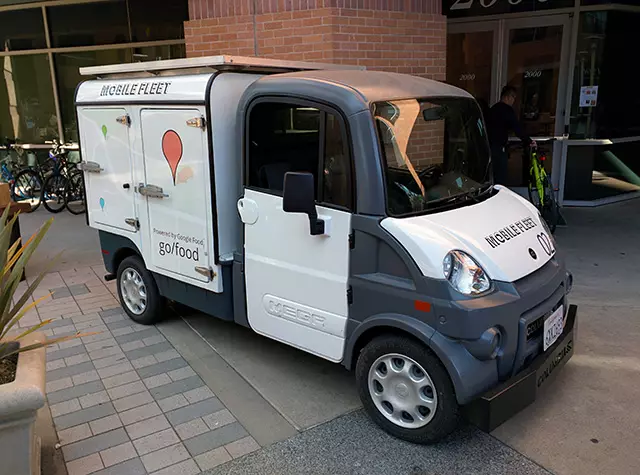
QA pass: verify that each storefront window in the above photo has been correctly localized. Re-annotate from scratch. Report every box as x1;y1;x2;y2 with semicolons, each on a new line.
0;55;58;143
47;0;130;48
129;0;188;42
570;11;640;139
447;31;494;116
132;44;186;63
54;49;132;142
564;141;640;201
0;8;46;51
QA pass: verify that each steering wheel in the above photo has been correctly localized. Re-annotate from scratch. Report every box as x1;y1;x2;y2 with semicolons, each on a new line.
418;164;443;181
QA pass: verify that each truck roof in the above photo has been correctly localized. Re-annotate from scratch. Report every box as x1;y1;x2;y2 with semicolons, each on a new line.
79;54;364;78
242;70;473;116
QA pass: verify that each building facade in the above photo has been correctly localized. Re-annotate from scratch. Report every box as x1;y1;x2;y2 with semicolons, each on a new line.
444;0;640;206
1;0;638;207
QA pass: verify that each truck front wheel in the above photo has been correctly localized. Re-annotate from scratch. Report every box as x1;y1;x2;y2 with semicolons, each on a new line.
355;335;461;444
117;256;164;325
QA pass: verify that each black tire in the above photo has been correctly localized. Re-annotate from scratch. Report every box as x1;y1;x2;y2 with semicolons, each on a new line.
116;256;164;325
355;335;461;444
42;174;67;213
64;170;86;215
12;169;43;212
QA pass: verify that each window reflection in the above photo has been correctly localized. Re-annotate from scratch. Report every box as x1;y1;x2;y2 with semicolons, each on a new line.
55;50;132;142
0;9;46;51
47;0;130;48
0;55;58;142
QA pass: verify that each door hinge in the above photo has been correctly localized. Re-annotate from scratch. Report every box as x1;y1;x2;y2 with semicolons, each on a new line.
348;233;355;250
116;114;131;127
124;218;140;230
347;286;353;305
186;116;206;129
194;266;216;281
137;183;168;198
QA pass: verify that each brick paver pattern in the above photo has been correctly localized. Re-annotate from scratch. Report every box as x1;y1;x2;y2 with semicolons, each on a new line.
17;266;259;475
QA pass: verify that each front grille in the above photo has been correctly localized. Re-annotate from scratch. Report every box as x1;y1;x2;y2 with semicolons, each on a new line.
526;297;564;342
526;316;544;341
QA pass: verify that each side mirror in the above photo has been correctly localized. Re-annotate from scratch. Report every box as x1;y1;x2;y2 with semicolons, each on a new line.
282;172;324;236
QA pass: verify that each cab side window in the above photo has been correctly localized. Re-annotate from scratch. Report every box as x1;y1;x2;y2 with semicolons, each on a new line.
247;101;352;210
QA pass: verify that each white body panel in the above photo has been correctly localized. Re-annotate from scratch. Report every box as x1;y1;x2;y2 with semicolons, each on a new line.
76;75;212;104
241;190;351;362
139;108;216;285
381;187;555;282
78;107;135;233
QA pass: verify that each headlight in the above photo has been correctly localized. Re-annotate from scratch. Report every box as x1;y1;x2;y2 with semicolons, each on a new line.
443;250;492;296
539;213;556;244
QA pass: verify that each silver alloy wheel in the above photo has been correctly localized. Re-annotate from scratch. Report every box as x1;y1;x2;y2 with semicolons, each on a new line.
368;353;438;429
120;268;147;315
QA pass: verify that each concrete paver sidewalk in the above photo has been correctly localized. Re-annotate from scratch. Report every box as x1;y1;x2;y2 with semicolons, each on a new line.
30;266;258;475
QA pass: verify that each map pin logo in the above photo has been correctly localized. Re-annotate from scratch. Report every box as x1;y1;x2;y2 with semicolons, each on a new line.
99;197;105;211
101;125;107;139
161;130;183;185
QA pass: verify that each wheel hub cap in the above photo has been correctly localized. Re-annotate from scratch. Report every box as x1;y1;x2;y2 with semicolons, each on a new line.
368;353;437;429
120;268;147;315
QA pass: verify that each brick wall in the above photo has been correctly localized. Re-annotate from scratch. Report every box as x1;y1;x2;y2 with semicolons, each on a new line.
184;0;446;166
184;0;445;80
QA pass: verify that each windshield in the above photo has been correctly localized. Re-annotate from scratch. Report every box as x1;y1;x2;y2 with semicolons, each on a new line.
374;97;491;216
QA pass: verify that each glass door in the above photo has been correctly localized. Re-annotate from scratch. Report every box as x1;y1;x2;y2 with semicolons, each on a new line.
447;21;499;119
501;15;572;194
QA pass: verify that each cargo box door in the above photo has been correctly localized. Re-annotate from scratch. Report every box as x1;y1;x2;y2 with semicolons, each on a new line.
79;108;135;232
140;108;216;285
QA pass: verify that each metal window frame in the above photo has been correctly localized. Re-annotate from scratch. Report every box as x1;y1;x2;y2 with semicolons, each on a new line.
0;0;186;143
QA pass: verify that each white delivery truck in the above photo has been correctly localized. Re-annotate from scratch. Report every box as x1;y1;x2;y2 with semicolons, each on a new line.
76;55;577;443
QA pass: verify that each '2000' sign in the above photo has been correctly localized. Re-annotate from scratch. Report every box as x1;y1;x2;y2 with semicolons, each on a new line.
450;0;550;10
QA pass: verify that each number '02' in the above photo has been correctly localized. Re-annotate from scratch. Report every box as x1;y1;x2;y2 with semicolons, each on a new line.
451;0;548;10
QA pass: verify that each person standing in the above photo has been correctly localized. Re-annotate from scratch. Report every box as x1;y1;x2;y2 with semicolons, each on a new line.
487;86;533;185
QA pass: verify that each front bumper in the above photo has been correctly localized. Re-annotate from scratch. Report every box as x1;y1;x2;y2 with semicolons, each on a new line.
463;304;577;432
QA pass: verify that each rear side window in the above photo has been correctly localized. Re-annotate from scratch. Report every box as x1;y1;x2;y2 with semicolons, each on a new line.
247;101;352;210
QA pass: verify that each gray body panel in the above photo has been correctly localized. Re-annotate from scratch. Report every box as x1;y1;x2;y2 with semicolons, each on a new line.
344;216;571;404
237;70;470;216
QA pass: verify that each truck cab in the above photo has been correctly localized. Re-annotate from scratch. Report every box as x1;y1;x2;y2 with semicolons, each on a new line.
76;56;577;444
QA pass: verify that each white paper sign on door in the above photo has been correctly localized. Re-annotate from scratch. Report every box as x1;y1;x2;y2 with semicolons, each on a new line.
579;86;599;107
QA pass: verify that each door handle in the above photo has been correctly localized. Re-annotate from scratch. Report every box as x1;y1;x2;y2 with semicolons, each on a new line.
124;218;139;230
137;183;168;198
77;161;103;173
194;266;216;281
237;198;259;225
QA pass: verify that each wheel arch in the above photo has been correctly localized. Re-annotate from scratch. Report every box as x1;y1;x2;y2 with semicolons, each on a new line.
344;314;497;405
99;231;143;275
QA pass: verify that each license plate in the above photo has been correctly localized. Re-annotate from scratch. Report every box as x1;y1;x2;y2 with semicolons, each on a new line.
543;306;564;351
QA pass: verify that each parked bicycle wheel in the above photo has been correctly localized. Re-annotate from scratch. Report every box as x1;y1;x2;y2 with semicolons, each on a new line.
528;176;558;234
42;174;68;213
64;170;86;215
541;181;559;234
11;169;43;212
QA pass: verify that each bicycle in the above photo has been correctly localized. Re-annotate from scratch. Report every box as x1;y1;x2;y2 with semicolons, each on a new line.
0;140;44;212
42;140;77;213
526;139;559;233
64;168;86;215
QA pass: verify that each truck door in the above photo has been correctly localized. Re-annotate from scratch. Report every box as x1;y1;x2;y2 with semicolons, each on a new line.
139;108;216;286
238;101;353;362
78;108;135;232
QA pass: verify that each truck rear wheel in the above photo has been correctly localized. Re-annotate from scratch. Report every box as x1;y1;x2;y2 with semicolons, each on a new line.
355;335;461;444
117;256;164;325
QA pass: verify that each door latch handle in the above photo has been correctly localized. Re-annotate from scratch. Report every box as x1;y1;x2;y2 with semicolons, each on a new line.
77;161;103;173
124;218;139;230
137;183;168;198
194;266;216;281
